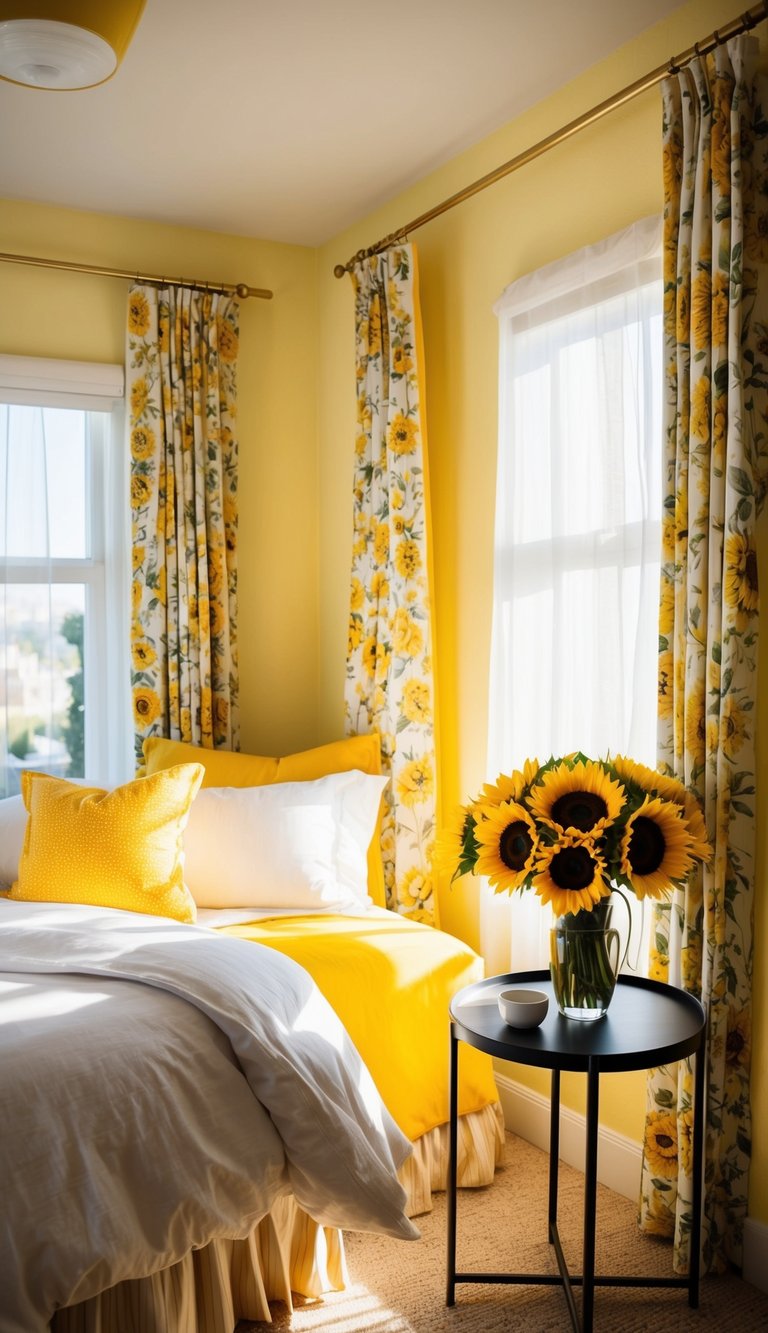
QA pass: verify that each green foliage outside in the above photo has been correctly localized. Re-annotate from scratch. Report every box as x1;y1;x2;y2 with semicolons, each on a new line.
8;729;30;761
61;611;84;776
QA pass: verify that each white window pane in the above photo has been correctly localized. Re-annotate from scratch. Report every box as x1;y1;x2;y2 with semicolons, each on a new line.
0;405;87;559
0;583;86;796
485;219;663;979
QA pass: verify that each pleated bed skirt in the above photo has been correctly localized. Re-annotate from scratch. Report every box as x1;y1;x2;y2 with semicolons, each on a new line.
53;1101;505;1332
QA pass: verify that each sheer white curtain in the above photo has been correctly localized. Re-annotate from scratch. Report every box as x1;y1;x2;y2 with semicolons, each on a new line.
482;216;663;977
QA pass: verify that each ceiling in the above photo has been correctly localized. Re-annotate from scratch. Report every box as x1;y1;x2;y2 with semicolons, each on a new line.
1;0;687;247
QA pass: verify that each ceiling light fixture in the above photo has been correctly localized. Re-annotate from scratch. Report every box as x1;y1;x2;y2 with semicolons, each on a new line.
0;1;146;90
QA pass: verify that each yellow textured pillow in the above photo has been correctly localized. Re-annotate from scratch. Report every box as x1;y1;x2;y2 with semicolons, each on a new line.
10;764;204;923
141;734;387;907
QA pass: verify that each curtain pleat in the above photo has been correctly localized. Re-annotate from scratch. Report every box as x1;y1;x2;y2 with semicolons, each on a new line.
344;246;438;922
127;285;240;763
639;36;768;1274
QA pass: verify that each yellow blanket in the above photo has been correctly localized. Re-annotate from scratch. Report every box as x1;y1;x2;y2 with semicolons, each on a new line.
218;912;499;1143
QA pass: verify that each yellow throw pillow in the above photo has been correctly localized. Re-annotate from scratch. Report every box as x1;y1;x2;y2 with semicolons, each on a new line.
141;734;387;907
10;764;204;923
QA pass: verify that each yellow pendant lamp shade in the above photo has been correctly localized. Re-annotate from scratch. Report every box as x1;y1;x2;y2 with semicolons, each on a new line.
0;1;146;89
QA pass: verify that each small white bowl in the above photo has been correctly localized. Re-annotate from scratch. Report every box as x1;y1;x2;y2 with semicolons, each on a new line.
497;988;549;1029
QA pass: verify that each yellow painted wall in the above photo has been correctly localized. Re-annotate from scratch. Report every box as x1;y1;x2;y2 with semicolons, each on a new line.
0;198;319;757
316;0;768;1224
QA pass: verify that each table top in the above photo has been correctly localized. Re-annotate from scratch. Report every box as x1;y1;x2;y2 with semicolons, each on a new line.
450;970;706;1074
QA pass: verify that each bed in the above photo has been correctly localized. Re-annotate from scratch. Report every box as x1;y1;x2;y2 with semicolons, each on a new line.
0;733;503;1332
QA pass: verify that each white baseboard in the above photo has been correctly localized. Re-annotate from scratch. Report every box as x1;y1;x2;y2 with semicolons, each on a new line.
494;1070;643;1202
743;1218;768;1295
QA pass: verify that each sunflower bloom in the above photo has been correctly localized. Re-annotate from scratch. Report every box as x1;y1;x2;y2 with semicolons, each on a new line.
130;377;149;418
388;412;418;456
132;685;162;729
391;607;423;657
401;678;431;724
532;834;609;916
128;292;150;336
130;429;154;466
684;683;707;764
528;759;625;835
395;538;421;579
612;755;687;805
131;474;152;508
724;1007;751;1096
689;374;710;442
659;577;675;636
362;636;378;677
721;694;749;761
725;532;759;616
644;1111;679;1180
620;796;696;898
473;801;538;893
217;320;239;362
373;522;390;565
682;794;711;860
392;344;414;376
481;758;539;808
397;757;434;808
131;640;157;670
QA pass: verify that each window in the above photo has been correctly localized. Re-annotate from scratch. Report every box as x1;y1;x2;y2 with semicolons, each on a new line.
483;217;663;975
0;356;132;797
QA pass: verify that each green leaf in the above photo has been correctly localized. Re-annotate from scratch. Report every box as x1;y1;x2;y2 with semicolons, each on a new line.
713;361;730;393
728;465;753;497
654;1088;675;1107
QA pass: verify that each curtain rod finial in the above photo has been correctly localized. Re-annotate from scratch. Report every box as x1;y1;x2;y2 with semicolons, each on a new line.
333;264;347;279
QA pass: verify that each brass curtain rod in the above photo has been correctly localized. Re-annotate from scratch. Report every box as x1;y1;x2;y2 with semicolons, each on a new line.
334;0;768;277
0;250;273;300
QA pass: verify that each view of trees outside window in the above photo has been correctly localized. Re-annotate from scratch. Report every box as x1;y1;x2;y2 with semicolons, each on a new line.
0;590;85;795
1;405;88;797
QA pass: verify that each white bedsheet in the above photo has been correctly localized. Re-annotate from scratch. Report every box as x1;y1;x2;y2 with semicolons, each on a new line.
0;899;417;1333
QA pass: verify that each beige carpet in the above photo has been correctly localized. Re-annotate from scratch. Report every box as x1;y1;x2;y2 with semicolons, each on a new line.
241;1132;768;1332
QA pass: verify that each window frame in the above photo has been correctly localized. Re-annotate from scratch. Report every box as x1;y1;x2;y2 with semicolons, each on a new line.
483;217;664;980
0;355;132;790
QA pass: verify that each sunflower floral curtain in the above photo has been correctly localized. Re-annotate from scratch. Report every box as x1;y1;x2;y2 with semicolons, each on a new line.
127;284;240;763
344;245;438;923
639;37;768;1274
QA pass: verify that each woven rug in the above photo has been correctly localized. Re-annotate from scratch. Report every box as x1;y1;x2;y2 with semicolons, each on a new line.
241;1132;768;1332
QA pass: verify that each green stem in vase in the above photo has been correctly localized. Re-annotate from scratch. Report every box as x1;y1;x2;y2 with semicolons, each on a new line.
550;910;620;1014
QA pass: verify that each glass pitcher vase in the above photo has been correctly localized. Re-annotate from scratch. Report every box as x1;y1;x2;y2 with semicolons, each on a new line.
549;898;621;1021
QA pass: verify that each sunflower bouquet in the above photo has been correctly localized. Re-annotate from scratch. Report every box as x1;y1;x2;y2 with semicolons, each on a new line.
441;753;711;916
439;753;710;1017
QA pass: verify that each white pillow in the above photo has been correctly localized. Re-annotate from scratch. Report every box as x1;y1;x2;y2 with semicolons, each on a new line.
182;770;388;911
0;795;27;888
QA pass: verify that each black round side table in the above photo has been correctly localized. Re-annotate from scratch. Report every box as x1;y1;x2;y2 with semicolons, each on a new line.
447;970;706;1333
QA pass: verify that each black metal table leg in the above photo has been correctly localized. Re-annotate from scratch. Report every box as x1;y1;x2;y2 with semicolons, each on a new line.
549;1066;561;1233
548;1065;580;1331
582;1058;600;1333
446;1023;458;1307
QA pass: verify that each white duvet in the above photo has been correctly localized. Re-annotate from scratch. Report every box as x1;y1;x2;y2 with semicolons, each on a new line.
0;899;417;1333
